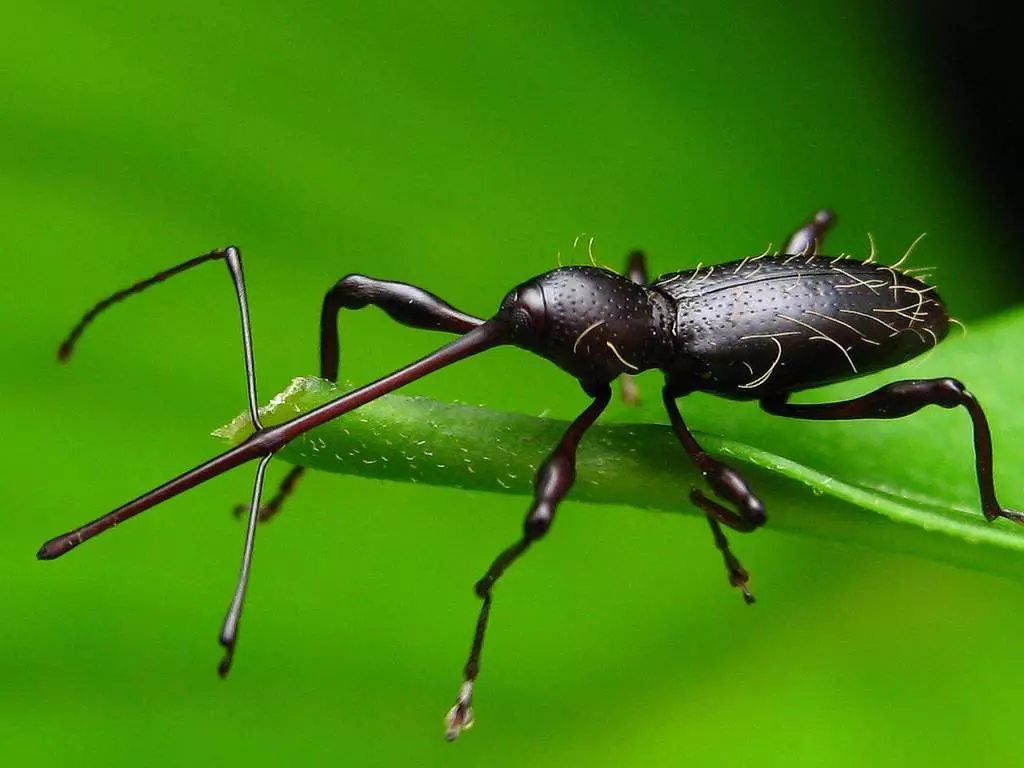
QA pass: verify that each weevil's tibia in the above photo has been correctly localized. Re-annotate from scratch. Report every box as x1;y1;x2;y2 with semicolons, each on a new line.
446;384;611;741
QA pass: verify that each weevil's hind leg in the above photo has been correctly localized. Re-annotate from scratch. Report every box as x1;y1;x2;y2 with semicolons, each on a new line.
618;251;649;406
246;275;487;522
761;378;1024;525
446;383;612;741
783;209;835;256
663;384;764;603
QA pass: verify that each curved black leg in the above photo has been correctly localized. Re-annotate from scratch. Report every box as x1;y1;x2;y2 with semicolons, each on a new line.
783;209;835;256
249;275;486;522
445;383;612;741
761;378;1023;525
663;385;765;603
319;274;485;382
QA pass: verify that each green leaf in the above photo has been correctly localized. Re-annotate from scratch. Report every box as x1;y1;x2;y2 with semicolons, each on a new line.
216;307;1024;579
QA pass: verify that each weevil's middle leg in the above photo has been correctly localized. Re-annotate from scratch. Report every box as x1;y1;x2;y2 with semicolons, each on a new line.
246;275;486;522
446;383;611;741
761;378;1024;526
662;384;764;603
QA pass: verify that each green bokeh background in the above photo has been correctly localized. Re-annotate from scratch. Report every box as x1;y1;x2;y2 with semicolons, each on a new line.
3;3;1022;766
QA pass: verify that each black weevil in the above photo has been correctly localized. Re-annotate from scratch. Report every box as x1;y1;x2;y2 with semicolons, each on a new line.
39;209;1019;739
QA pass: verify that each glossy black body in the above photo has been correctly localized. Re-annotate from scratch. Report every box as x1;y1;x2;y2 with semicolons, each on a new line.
509;255;948;398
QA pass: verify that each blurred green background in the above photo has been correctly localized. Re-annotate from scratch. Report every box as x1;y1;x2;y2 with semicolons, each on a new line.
3;3;1023;766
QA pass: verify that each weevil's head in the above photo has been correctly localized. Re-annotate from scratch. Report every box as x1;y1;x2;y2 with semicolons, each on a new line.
496;267;673;384
497;278;548;345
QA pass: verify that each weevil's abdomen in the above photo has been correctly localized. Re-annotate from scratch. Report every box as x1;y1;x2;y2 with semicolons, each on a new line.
653;254;949;398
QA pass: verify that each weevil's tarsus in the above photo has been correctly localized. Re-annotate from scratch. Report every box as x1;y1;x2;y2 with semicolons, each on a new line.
706;514;755;604
445;680;476;741
219;451;273;677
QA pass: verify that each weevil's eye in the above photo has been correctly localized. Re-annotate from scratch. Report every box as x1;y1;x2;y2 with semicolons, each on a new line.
500;283;547;338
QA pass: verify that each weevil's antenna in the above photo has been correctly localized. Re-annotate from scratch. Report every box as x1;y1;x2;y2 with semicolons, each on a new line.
55;245;275;672
37;322;510;561
219;451;273;676
216;247;270;675
223;247;264;431
58;249;228;362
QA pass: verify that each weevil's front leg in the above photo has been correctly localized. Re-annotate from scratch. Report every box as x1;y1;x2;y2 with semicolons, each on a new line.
445;382;612;741
249;276;486;522
663;384;765;604
783;208;835;256
618;251;649;406
761;378;1024;525
319;275;485;380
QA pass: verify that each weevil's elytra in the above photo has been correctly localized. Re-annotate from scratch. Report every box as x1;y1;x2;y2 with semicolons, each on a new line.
40;209;1021;741
652;255;949;397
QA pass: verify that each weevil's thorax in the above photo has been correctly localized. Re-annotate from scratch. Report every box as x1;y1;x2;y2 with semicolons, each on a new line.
498;267;675;387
